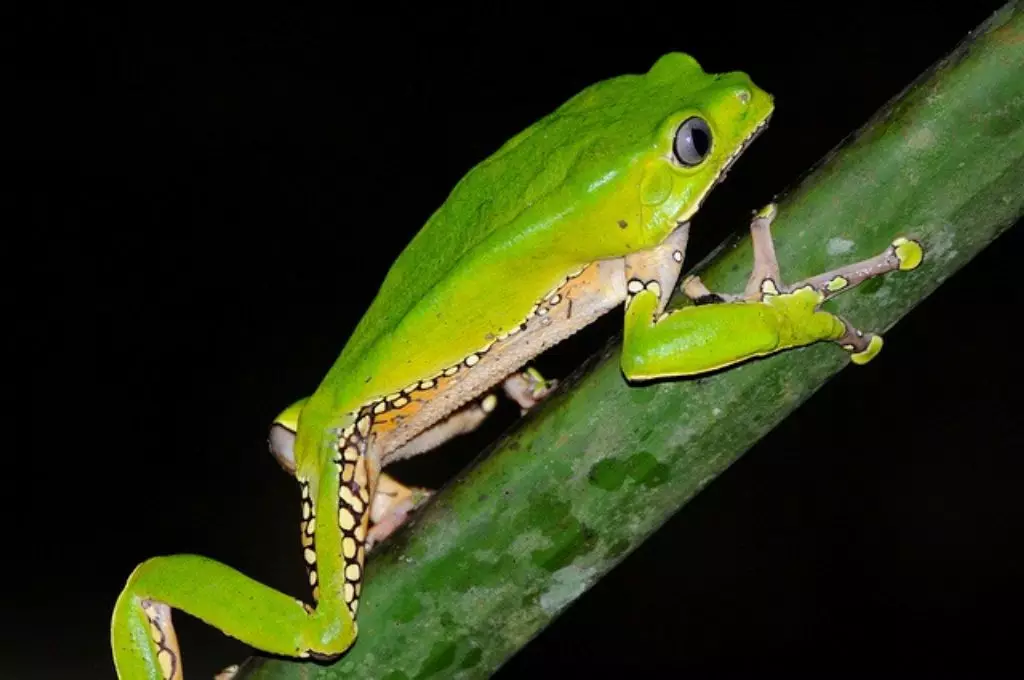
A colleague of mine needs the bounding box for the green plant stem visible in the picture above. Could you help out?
[238,3,1023,678]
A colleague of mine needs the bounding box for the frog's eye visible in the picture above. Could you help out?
[673,117,712,167]
[268,423,297,475]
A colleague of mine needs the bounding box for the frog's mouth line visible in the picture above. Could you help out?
[714,113,772,187]
[677,113,772,226]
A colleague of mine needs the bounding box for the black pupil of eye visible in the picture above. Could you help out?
[690,125,709,157]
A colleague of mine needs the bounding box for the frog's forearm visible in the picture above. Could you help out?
[620,206,922,380]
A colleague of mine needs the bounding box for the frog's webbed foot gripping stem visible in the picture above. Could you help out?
[621,203,923,380]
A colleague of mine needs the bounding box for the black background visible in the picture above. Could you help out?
[18,4,1022,678]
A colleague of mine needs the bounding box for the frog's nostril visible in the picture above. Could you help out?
[736,89,751,105]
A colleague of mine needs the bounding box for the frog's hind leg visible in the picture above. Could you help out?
[679,203,923,364]
[384,364,554,465]
[367,368,558,549]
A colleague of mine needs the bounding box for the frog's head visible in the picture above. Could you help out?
[629,53,774,241]
[556,53,773,250]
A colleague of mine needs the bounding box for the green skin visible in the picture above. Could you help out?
[111,53,922,679]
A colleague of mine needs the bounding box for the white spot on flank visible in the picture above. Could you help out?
[712,407,722,417]
[826,237,855,256]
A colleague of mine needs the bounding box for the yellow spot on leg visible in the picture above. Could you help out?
[341,463,355,482]
[343,536,357,558]
[346,563,362,582]
[340,487,365,514]
[357,416,371,437]
[344,582,355,602]
[157,649,175,679]
[339,508,356,531]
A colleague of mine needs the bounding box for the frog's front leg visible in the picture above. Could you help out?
[621,203,923,379]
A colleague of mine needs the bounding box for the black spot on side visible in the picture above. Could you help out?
[617,219,628,229]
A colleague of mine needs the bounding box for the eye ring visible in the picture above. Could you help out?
[673,117,712,167]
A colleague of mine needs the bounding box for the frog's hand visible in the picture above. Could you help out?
[621,204,922,379]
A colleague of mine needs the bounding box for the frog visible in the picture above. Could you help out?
[111,52,923,680]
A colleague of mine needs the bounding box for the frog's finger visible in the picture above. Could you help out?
[781,237,924,303]
[742,203,783,298]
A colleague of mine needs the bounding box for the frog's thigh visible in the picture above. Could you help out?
[367,367,558,549]
[385,392,500,464]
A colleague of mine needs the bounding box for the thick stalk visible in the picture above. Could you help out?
[238,4,1023,678]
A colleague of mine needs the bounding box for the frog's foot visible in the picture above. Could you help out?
[680,203,922,364]
[502,367,558,414]
[366,473,434,552]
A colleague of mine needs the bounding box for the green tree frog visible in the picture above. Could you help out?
[111,53,922,679]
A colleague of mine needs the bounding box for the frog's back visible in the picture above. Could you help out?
[317,53,714,415]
